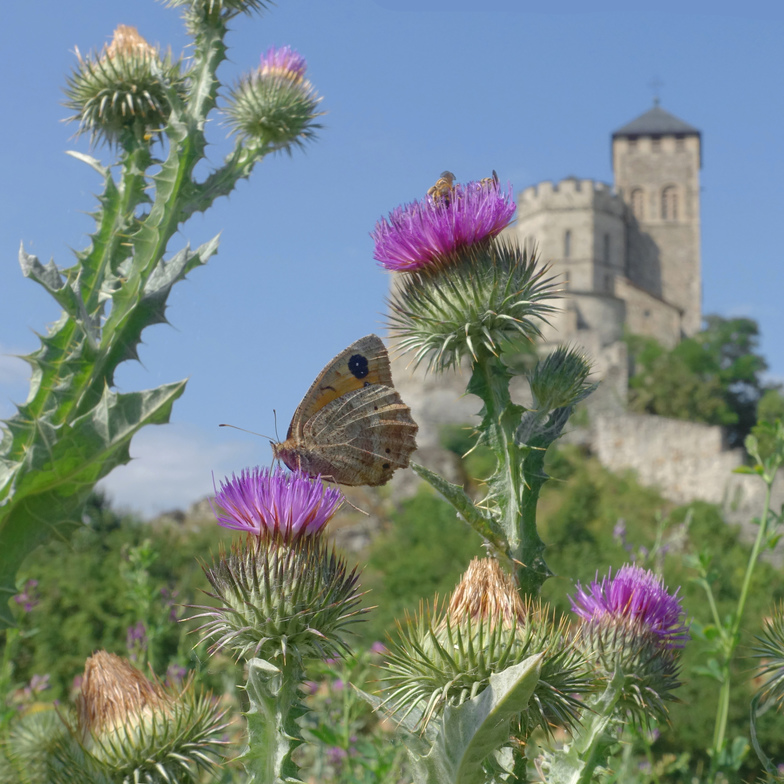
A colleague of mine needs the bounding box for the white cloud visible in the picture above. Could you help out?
[97,423,260,519]
[0,347,32,419]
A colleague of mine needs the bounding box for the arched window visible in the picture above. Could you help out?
[630,188,644,220]
[661,186,678,220]
[564,230,571,258]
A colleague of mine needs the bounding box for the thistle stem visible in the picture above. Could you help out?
[468,350,549,596]
[709,478,773,778]
[243,657,306,784]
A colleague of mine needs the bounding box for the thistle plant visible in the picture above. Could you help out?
[0,1,322,627]
[355,173,690,783]
[191,467,365,782]
[379,174,594,596]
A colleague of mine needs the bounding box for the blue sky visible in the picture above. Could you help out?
[1,1,782,516]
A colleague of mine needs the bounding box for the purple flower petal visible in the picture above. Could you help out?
[212,467,343,540]
[372,177,516,272]
[570,564,689,649]
[260,45,307,81]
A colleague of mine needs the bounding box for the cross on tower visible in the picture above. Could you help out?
[648,76,664,106]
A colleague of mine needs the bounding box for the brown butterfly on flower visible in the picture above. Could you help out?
[271,334,418,486]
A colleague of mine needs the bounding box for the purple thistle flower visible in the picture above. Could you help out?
[259,45,307,81]
[13,579,40,613]
[165,664,187,687]
[571,565,689,650]
[372,177,516,272]
[126,621,148,663]
[327,746,348,765]
[212,467,343,540]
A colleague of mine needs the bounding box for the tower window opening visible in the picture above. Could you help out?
[628,137,637,151]
[675,135,685,151]
[651,135,661,152]
[630,188,645,220]
[661,186,678,220]
[603,233,610,264]
[564,230,571,258]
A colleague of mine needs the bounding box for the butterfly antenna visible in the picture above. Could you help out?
[272,409,281,443]
[219,423,275,440]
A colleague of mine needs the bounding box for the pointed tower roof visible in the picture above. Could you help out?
[612,102,700,138]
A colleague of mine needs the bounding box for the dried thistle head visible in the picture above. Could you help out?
[380,558,590,734]
[74,651,227,783]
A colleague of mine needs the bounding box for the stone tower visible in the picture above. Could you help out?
[511,103,702,361]
[612,102,702,336]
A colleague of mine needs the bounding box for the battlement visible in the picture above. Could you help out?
[518,177,623,217]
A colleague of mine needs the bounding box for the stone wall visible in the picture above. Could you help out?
[589,411,783,530]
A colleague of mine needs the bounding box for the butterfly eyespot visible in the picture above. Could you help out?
[348,353,370,380]
[385,448,391,454]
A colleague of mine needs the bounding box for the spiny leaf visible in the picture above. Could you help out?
[410,461,506,550]
[410,654,543,784]
[0,381,185,627]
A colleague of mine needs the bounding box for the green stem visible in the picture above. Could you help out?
[472,351,522,552]
[468,350,550,596]
[243,657,307,784]
[710,478,773,777]
[548,676,624,784]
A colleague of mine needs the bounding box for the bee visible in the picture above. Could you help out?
[427,170,456,205]
[480,170,499,188]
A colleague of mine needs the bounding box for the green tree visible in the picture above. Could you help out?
[627,315,775,447]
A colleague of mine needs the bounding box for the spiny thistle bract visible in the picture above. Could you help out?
[59,651,227,784]
[571,565,690,724]
[193,534,365,663]
[64,25,186,147]
[225,46,323,153]
[0,707,71,784]
[388,237,558,372]
[752,604,784,711]
[379,558,590,734]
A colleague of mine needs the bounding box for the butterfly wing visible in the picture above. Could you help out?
[282,384,418,486]
[287,334,394,440]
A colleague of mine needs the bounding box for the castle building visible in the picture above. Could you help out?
[509,102,702,394]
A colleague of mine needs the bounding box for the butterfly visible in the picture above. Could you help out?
[272,334,418,486]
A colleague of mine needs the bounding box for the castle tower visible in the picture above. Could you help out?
[612,103,702,336]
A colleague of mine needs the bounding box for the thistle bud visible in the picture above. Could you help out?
[224,46,322,153]
[75,651,226,782]
[64,25,185,147]
[528,346,596,413]
[570,565,689,722]
[380,557,588,733]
